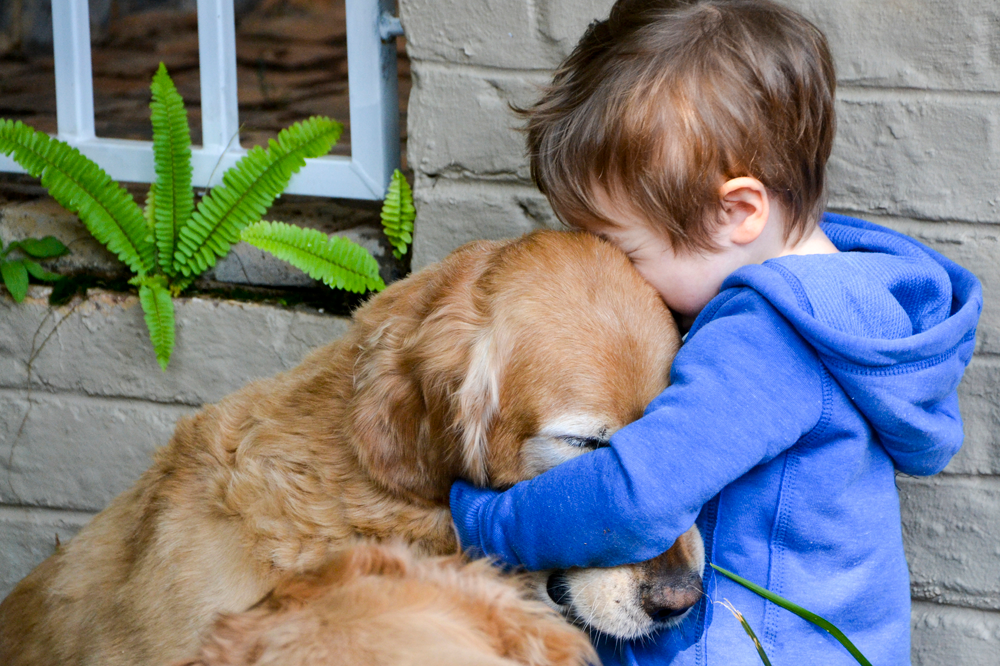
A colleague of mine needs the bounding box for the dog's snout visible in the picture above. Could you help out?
[640,572,703,623]
[546,570,573,606]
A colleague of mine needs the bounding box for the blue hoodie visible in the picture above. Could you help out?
[450,214,983,666]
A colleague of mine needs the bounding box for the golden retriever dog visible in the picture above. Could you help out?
[176,541,593,666]
[0,230,703,666]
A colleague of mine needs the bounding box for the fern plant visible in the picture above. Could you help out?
[0,62,374,369]
[240,167,414,292]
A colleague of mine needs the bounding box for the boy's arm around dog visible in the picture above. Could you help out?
[451,215,983,574]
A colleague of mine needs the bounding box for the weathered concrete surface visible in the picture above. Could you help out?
[900,475,1000,611]
[912,602,1000,666]
[0,390,196,511]
[0,287,351,405]
[412,180,560,268]
[0,506,93,600]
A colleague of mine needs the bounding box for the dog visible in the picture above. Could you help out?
[0,230,703,665]
[176,541,595,666]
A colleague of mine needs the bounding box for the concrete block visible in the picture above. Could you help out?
[899,475,1000,611]
[785,0,1000,93]
[0,506,93,601]
[912,602,1000,666]
[0,390,195,511]
[828,91,1000,224]
[868,217,1000,356]
[408,65,549,182]
[943,358,1000,476]
[0,287,351,405]
[411,179,560,269]
[400,0,613,70]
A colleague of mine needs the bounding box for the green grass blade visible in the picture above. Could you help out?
[711,564,873,666]
[717,599,772,666]
[380,169,414,259]
[172,116,342,277]
[137,277,175,370]
[0,119,153,275]
[23,259,62,281]
[241,220,384,294]
[2,259,29,302]
[150,63,194,275]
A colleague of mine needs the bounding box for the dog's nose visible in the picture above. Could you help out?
[546,570,572,606]
[641,572,702,623]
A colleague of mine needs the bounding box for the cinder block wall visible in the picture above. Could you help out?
[399,0,1000,662]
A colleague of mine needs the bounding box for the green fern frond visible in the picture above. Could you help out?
[0,119,154,276]
[150,63,194,276]
[137,275,175,370]
[380,169,414,259]
[144,183,157,234]
[241,221,384,293]
[172,116,343,277]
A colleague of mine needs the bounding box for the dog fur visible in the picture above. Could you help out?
[0,230,700,665]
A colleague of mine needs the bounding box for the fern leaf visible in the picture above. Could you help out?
[0,119,154,275]
[380,169,415,259]
[241,221,384,293]
[150,63,194,276]
[137,276,175,370]
[144,183,157,234]
[172,116,343,277]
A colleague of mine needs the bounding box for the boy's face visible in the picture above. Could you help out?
[583,193,744,325]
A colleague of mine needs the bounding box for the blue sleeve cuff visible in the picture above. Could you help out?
[449,479,500,557]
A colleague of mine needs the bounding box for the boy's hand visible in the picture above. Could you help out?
[449,479,500,557]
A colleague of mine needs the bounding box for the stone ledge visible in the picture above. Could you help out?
[912,602,1000,666]
[900,475,1000,611]
[0,505,94,601]
[0,287,352,405]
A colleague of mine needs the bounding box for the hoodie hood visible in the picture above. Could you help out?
[721,214,983,475]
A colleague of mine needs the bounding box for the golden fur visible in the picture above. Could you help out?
[0,230,696,665]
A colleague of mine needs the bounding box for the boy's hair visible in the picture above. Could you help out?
[520,0,836,252]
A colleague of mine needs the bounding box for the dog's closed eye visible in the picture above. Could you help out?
[559,436,609,450]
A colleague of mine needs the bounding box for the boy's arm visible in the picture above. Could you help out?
[450,290,826,571]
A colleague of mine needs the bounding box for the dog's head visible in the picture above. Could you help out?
[347,230,703,639]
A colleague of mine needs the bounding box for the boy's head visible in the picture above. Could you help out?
[521,0,837,253]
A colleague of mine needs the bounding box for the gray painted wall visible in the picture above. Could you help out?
[399,0,1000,662]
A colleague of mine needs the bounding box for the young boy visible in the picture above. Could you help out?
[449,1,983,664]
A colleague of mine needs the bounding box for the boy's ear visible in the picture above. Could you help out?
[719,177,770,246]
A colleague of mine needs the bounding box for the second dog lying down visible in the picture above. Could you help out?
[0,231,703,666]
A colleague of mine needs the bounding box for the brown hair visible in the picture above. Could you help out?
[520,0,837,252]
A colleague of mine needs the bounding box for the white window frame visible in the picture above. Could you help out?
[0,0,402,200]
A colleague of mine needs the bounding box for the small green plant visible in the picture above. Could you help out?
[0,234,68,302]
[0,63,405,369]
[239,167,414,292]
[711,563,873,666]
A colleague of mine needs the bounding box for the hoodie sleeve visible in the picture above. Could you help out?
[450,289,827,570]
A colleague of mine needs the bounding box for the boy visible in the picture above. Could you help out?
[448,1,983,664]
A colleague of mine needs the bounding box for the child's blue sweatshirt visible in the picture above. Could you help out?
[450,214,983,666]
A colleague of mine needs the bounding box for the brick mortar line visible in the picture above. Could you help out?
[0,385,206,410]
[898,473,1000,484]
[407,57,556,77]
[838,85,1000,103]
[0,503,97,521]
[911,599,1000,617]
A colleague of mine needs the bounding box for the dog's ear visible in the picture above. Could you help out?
[454,328,504,487]
[346,242,501,502]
